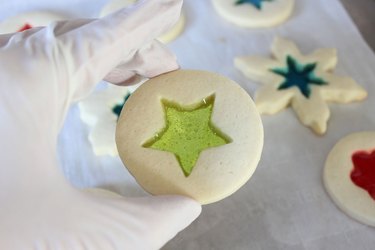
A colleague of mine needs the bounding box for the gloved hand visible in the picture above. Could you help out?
[0,0,201,249]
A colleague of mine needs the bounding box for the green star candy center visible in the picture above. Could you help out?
[143,95,231,177]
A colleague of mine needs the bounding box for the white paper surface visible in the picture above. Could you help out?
[1,0,374,249]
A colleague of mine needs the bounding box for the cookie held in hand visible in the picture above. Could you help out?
[116,70,263,204]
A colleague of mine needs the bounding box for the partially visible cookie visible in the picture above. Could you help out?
[211,0,294,28]
[0,11,67,34]
[116,70,263,204]
[100,0,185,43]
[79,84,140,156]
[324,131,375,227]
[235,37,367,135]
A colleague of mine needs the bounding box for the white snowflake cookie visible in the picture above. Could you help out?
[0,11,67,34]
[235,37,367,135]
[79,84,140,156]
[324,131,375,227]
[100,0,185,43]
[211,0,294,28]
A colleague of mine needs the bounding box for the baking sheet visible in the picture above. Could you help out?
[1,0,374,249]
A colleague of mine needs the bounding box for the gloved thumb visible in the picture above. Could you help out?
[56,0,183,101]
[103,40,178,86]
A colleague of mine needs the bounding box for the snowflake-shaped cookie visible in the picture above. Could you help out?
[235,37,367,134]
[79,83,139,156]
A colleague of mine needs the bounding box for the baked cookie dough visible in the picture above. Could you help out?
[0,11,67,34]
[235,37,367,135]
[100,0,185,43]
[211,0,294,28]
[324,131,375,227]
[116,70,263,204]
[79,84,139,156]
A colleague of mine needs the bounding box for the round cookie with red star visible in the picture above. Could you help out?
[211,0,295,28]
[116,70,264,204]
[324,131,375,227]
[0,11,68,34]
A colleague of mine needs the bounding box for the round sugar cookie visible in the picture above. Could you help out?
[0,11,67,34]
[116,70,263,204]
[324,131,375,227]
[100,0,185,43]
[211,0,294,28]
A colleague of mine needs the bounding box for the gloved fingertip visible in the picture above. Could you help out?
[172,195,202,221]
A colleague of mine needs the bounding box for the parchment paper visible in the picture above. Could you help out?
[1,0,374,249]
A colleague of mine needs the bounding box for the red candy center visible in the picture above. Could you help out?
[17,23,33,32]
[350,149,375,201]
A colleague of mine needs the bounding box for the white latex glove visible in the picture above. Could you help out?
[0,0,201,249]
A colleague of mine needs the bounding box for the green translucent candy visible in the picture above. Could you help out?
[143,95,231,177]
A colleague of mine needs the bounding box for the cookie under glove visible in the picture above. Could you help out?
[0,1,201,249]
[0,10,68,34]
[100,0,185,43]
[235,37,367,135]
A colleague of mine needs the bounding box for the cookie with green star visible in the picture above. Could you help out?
[234,37,368,135]
[211,0,295,28]
[116,70,263,204]
[143,95,231,177]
